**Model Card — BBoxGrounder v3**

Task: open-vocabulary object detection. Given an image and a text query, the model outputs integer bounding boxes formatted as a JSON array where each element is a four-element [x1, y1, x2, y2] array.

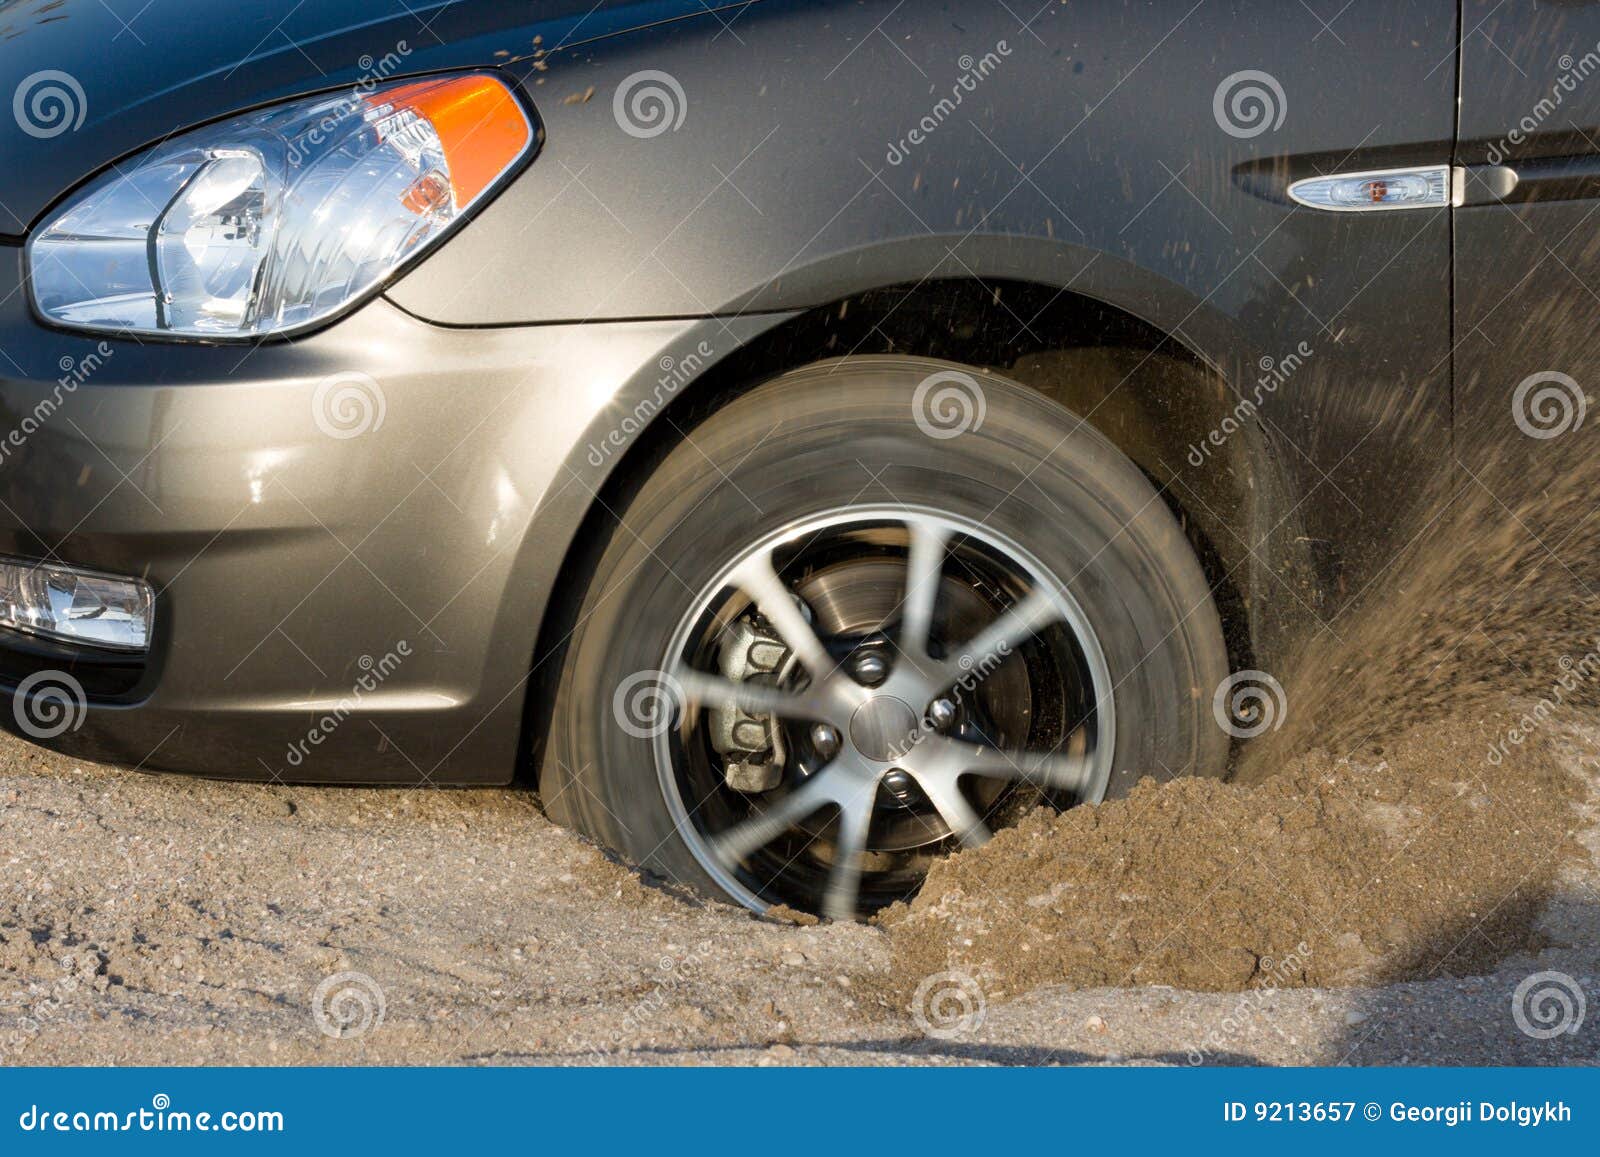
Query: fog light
[[0, 557, 153, 651]]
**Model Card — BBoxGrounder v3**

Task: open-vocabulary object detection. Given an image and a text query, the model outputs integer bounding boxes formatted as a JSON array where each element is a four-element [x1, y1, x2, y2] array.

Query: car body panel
[[0, 0, 1468, 782]]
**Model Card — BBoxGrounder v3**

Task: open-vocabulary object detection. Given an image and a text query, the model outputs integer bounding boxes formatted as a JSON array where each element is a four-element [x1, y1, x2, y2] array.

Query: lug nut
[[883, 769, 915, 800], [851, 651, 889, 686], [810, 723, 841, 760], [926, 697, 957, 732]]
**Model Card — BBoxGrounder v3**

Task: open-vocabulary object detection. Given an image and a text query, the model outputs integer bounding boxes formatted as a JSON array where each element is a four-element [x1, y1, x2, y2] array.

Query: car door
[[1456, 1, 1600, 538], [1448, 1, 1600, 684]]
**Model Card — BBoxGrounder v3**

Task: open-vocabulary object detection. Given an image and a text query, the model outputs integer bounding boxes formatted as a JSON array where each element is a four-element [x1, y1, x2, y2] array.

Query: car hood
[[0, 0, 730, 236]]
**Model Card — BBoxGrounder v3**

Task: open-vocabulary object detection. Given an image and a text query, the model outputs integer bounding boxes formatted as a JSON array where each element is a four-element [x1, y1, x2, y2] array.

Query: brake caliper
[[708, 618, 791, 792]]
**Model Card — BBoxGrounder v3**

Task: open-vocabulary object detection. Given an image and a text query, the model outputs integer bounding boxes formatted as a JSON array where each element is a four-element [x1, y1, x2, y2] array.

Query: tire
[[542, 355, 1229, 917]]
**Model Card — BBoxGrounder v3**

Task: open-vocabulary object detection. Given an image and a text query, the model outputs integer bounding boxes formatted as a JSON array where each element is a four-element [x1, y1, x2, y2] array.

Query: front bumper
[[0, 241, 777, 783]]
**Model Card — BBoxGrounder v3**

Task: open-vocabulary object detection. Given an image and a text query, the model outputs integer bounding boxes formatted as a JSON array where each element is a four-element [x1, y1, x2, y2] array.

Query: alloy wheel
[[652, 504, 1115, 919]]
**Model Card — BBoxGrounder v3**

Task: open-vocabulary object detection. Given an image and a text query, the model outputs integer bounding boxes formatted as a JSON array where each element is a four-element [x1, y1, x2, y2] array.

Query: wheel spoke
[[731, 552, 835, 678], [672, 668, 841, 725], [900, 518, 949, 661], [923, 734, 1094, 793], [821, 790, 874, 921], [914, 770, 992, 848], [710, 773, 836, 864], [936, 587, 1063, 689]]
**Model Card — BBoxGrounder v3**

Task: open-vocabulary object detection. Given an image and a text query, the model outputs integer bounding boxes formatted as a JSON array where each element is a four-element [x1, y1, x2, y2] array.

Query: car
[[0, 0, 1581, 919]]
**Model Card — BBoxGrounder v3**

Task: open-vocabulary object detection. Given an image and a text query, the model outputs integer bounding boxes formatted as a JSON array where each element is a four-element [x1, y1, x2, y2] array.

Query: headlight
[[0, 556, 154, 651], [27, 72, 534, 339]]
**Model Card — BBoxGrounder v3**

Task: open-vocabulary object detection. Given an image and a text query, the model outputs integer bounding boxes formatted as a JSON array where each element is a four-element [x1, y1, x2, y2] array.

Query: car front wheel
[[543, 355, 1229, 919]]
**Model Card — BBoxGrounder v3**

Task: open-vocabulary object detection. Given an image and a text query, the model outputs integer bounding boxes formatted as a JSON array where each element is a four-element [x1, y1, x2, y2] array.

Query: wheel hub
[[847, 695, 918, 762]]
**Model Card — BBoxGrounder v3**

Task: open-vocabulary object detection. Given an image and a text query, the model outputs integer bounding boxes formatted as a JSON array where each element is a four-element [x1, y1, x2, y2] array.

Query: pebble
[[761, 1043, 797, 1063]]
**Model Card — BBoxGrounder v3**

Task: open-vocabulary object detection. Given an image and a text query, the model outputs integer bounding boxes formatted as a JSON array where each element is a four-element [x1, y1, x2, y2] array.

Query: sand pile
[[878, 718, 1587, 1002]]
